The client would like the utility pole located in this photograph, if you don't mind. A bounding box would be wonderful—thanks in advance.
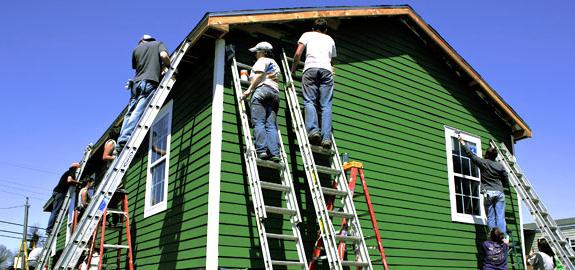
[21,197,30,270]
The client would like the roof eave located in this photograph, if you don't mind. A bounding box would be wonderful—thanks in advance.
[186,6,533,140]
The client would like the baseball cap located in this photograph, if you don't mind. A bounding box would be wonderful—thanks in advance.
[141,34,156,41]
[248,41,273,52]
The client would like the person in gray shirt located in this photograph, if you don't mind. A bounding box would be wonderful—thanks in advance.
[458,135,509,235]
[117,34,170,152]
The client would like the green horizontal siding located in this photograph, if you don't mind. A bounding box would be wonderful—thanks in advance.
[95,46,215,269]
[219,18,523,269]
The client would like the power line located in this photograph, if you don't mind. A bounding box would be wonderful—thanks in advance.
[0,234,22,240]
[1,183,52,197]
[0,161,59,175]
[0,190,46,202]
[0,205,24,210]
[0,220,46,231]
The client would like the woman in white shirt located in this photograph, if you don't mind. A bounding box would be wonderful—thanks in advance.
[528,238,556,270]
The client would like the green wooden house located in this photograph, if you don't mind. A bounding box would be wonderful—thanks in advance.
[52,5,533,269]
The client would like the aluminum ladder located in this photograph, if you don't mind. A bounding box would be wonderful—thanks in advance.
[53,39,192,269]
[37,144,93,270]
[491,140,575,269]
[229,52,307,269]
[280,51,372,269]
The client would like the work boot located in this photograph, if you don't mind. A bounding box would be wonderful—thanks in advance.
[257,152,270,160]
[309,133,321,145]
[270,156,281,163]
[321,140,332,149]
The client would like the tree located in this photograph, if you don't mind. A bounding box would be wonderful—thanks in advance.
[0,244,13,268]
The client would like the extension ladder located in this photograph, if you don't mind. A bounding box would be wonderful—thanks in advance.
[84,190,133,270]
[281,51,372,269]
[229,51,307,269]
[491,140,575,269]
[37,144,93,270]
[54,39,192,269]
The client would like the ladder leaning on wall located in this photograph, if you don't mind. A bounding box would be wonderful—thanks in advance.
[491,140,575,269]
[280,50,373,270]
[36,144,93,270]
[52,38,192,269]
[228,47,308,269]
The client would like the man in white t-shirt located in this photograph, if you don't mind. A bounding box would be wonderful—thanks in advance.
[241,41,282,162]
[291,18,337,149]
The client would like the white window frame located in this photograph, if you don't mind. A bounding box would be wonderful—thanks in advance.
[144,100,173,218]
[444,126,486,225]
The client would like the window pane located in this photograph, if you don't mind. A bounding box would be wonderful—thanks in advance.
[151,161,166,206]
[463,178,471,196]
[455,177,462,194]
[452,155,462,174]
[452,137,460,155]
[461,157,471,176]
[471,162,479,178]
[464,196,472,214]
[471,181,480,197]
[151,115,169,163]
[466,142,477,154]
[472,198,480,215]
[456,194,463,213]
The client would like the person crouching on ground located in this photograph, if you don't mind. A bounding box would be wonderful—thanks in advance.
[482,227,509,270]
[241,41,282,162]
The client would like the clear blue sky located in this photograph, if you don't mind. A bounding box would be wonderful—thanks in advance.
[1,0,573,252]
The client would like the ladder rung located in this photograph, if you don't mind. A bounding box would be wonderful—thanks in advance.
[256,159,284,170]
[266,233,298,241]
[265,206,297,216]
[102,244,129,249]
[271,260,305,266]
[106,210,126,215]
[316,165,341,175]
[335,235,362,242]
[310,145,336,156]
[260,181,291,192]
[237,62,252,70]
[341,260,370,267]
[328,210,355,219]
[321,187,348,197]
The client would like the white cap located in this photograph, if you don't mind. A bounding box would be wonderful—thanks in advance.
[248,41,273,52]
[140,34,156,41]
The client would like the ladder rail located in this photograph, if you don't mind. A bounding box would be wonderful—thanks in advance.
[490,140,575,269]
[280,50,343,269]
[37,144,93,270]
[231,55,308,268]
[230,57,273,268]
[331,139,373,269]
[55,40,192,269]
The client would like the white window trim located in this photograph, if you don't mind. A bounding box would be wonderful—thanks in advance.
[444,126,487,225]
[144,100,173,218]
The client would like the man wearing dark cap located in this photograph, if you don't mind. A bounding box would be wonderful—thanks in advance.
[46,163,81,235]
[116,34,171,152]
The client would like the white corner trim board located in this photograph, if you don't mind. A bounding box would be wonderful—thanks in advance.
[206,38,225,269]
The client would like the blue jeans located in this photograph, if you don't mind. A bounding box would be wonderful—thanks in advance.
[302,68,334,141]
[484,190,506,234]
[250,85,280,157]
[117,80,158,147]
[46,191,65,234]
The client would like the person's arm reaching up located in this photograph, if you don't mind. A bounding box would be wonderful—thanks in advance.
[458,136,487,169]
[290,43,305,76]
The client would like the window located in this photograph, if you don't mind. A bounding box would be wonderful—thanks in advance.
[444,126,486,224]
[144,100,173,217]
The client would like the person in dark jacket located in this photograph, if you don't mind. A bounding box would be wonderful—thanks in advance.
[46,163,81,235]
[458,136,509,234]
[482,227,509,270]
